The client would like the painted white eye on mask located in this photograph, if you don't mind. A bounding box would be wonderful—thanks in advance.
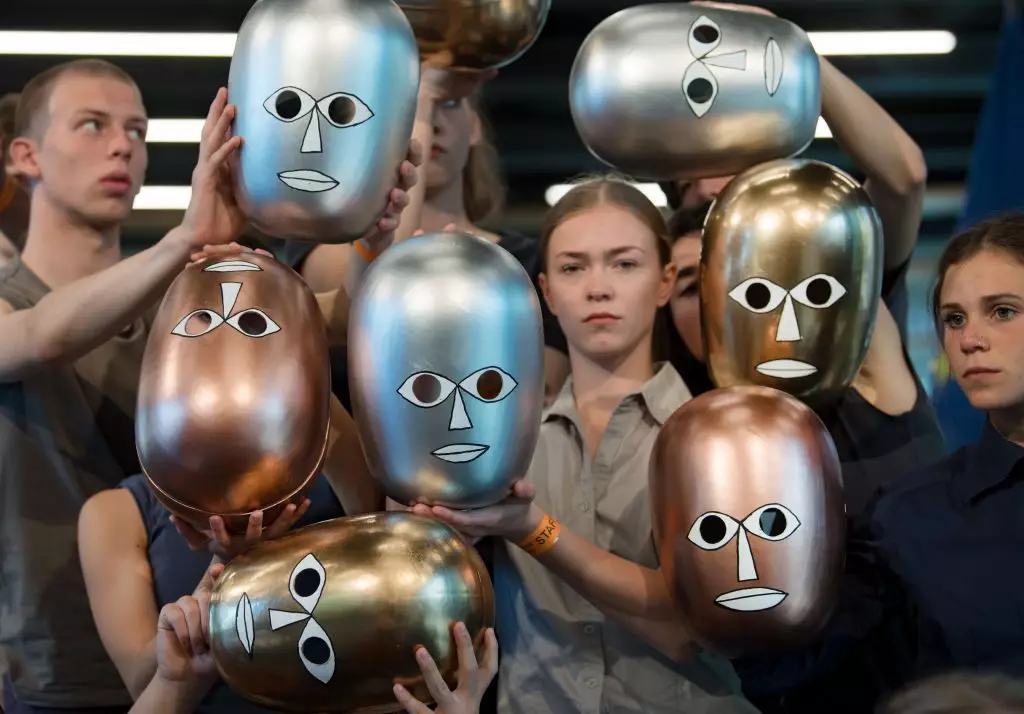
[264,553,337,684]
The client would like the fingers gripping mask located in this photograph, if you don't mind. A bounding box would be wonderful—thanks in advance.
[229,0,420,243]
[700,159,883,402]
[649,386,845,657]
[210,513,495,711]
[348,232,545,509]
[136,253,331,534]
[569,4,820,181]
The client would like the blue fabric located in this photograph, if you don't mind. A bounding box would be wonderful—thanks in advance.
[932,15,1024,450]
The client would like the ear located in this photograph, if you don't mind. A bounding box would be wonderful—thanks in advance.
[8,136,42,183]
[538,272,557,316]
[656,261,675,308]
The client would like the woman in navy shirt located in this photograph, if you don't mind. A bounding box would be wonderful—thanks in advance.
[870,211,1024,679]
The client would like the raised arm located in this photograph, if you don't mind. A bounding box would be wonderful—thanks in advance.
[78,488,162,699]
[320,395,384,516]
[0,89,246,383]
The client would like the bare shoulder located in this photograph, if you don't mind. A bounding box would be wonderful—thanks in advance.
[0,298,15,317]
[80,487,143,533]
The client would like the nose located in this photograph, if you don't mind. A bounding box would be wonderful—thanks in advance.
[448,390,472,431]
[736,528,758,582]
[585,266,613,302]
[300,112,322,154]
[959,329,989,354]
[109,128,134,159]
[774,295,801,342]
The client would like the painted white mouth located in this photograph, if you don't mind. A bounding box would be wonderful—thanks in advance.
[235,593,255,656]
[204,260,261,272]
[764,38,783,95]
[431,444,489,463]
[755,359,817,379]
[715,587,788,612]
[278,169,339,193]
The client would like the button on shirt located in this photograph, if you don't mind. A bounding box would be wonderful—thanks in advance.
[871,419,1024,676]
[494,363,757,714]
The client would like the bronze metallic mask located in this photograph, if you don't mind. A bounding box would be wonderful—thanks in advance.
[397,0,551,70]
[701,159,883,401]
[136,253,331,533]
[210,512,495,712]
[570,4,820,180]
[649,386,845,657]
[348,232,544,509]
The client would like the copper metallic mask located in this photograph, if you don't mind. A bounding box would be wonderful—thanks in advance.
[701,159,883,401]
[229,0,420,243]
[397,0,551,70]
[136,253,331,533]
[569,4,820,181]
[348,232,544,508]
[210,512,495,712]
[649,386,845,657]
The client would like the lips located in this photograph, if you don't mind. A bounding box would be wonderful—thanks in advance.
[755,359,817,379]
[277,169,339,193]
[715,587,788,612]
[431,444,489,464]
[235,593,255,656]
[764,38,784,96]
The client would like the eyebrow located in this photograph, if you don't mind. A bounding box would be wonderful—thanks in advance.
[675,265,697,282]
[940,293,1022,311]
[555,246,644,260]
[74,108,148,125]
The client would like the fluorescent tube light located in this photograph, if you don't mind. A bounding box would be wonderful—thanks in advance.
[0,30,956,58]
[134,186,192,211]
[146,119,204,143]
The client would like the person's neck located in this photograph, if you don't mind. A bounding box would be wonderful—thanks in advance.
[569,339,657,418]
[20,195,121,289]
[989,404,1024,448]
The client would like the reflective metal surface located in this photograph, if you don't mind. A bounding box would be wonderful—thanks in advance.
[229,0,420,243]
[136,253,331,534]
[348,232,544,508]
[398,0,550,70]
[649,386,845,657]
[211,512,495,712]
[570,4,820,181]
[701,159,883,401]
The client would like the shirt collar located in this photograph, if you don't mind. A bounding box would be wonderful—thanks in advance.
[955,418,1024,506]
[543,361,692,426]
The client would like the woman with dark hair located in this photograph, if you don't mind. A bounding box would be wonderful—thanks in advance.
[866,212,1024,679]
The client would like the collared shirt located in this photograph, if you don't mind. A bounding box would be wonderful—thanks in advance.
[494,362,757,714]
[871,418,1024,676]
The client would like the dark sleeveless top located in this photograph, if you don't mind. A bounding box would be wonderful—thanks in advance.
[120,473,345,713]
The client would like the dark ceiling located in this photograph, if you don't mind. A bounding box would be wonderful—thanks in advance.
[0,0,1008,246]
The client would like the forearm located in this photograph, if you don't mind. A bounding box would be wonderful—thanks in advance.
[13,228,191,378]
[819,58,926,266]
[321,396,383,515]
[528,526,695,659]
[130,675,209,714]
[314,288,349,347]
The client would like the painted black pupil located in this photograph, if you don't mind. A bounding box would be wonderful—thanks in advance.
[759,508,787,537]
[805,278,832,305]
[329,96,356,125]
[700,515,727,544]
[693,25,719,44]
[276,90,302,120]
[745,282,771,310]
[302,637,331,665]
[294,568,321,598]
[413,374,441,403]
[237,311,267,336]
[687,78,714,104]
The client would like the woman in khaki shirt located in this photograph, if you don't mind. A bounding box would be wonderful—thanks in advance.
[417,178,757,714]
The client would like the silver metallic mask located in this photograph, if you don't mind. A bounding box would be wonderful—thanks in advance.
[229,0,420,243]
[348,233,544,508]
[569,4,821,180]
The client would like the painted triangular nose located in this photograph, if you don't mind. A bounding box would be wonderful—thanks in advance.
[703,49,747,70]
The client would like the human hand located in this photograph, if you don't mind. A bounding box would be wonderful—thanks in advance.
[411,480,540,542]
[188,242,273,265]
[392,623,498,714]
[360,139,425,253]
[171,500,311,561]
[177,88,247,249]
[154,562,224,687]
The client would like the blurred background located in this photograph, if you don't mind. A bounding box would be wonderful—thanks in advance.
[0,0,1012,394]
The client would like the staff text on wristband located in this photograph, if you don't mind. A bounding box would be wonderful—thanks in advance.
[354,239,379,263]
[518,513,561,557]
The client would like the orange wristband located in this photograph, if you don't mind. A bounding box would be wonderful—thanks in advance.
[518,513,560,557]
[354,239,379,263]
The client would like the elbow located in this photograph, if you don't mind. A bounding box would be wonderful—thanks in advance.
[893,144,928,199]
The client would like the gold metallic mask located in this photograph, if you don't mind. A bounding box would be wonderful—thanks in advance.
[649,386,845,657]
[397,0,551,70]
[136,253,331,533]
[210,513,495,712]
[701,159,883,401]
